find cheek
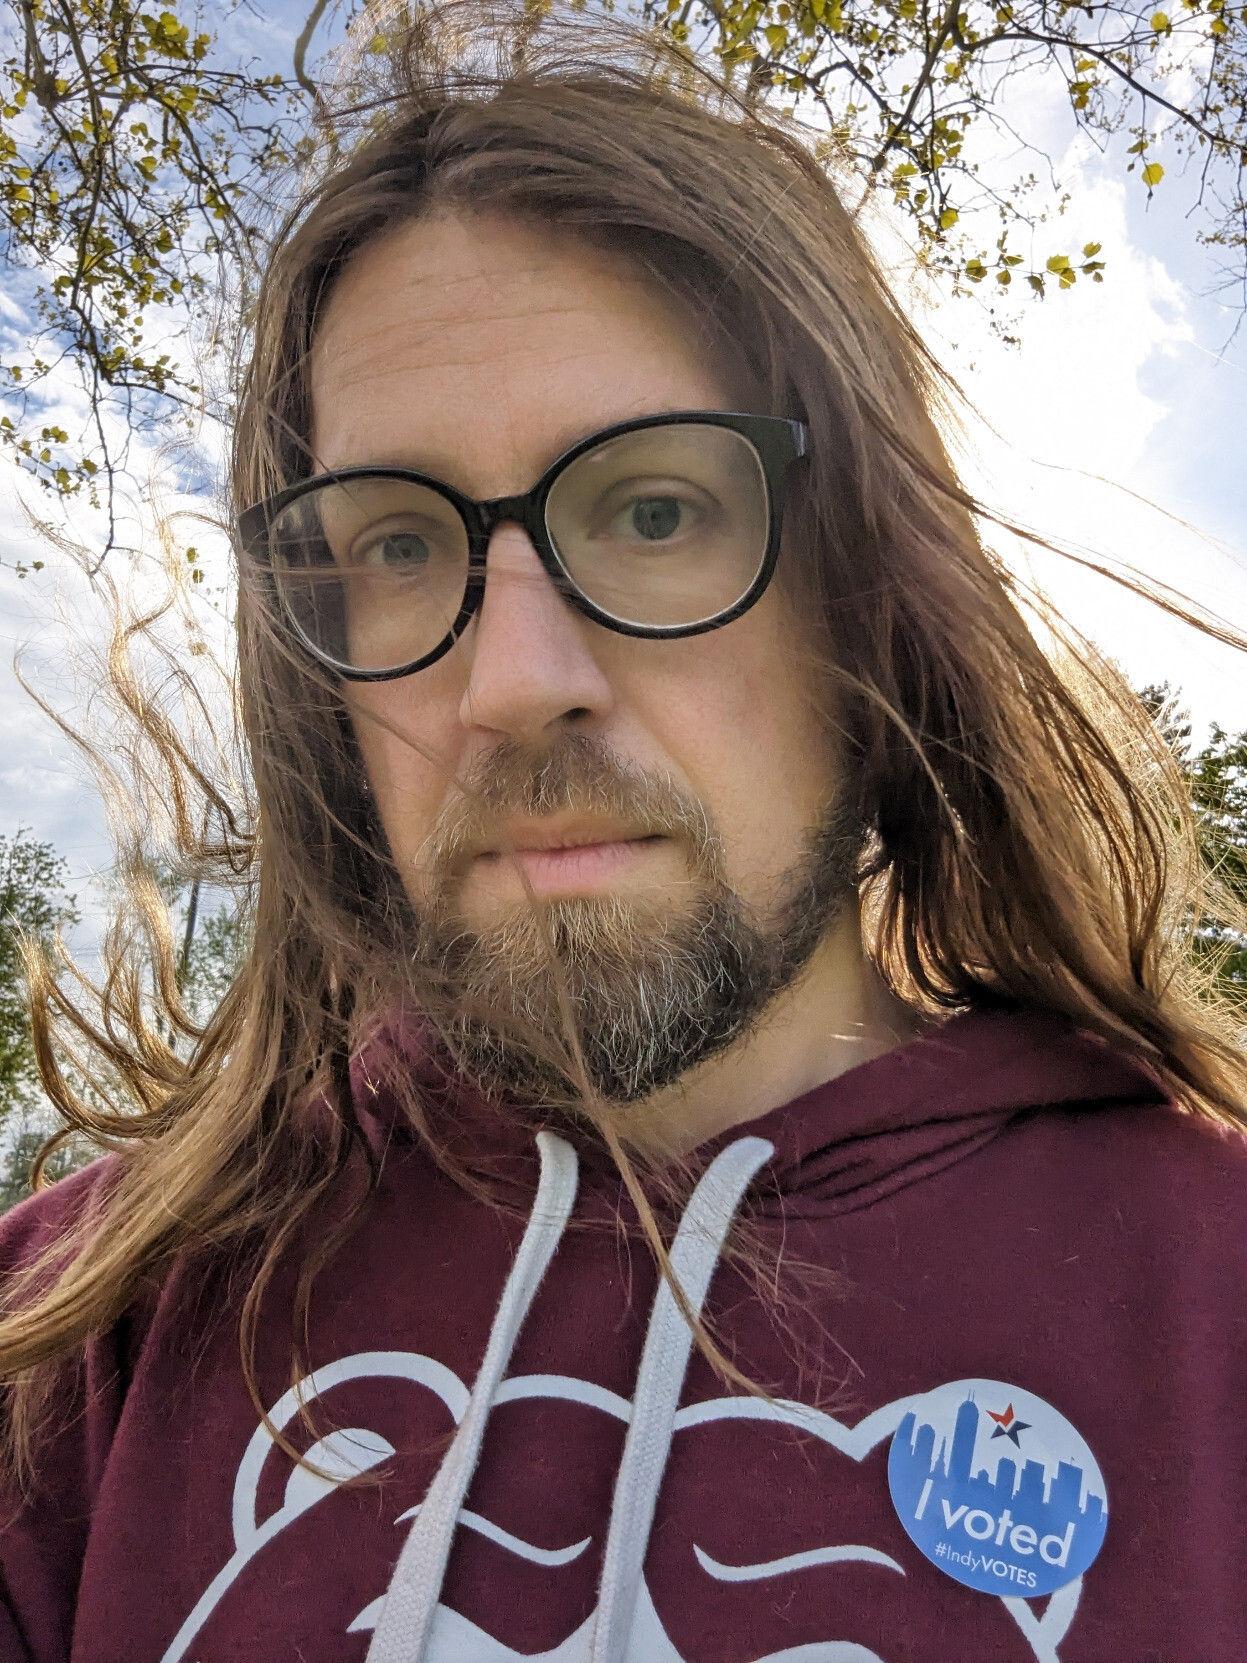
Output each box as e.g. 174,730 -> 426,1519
615,607 -> 836,862
344,675 -> 466,868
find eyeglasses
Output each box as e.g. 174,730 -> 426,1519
236,411 -> 808,682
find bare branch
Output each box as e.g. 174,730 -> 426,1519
293,0 -> 334,98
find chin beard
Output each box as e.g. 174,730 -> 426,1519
421,804 -> 862,1108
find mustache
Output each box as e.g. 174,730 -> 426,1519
416,735 -> 722,882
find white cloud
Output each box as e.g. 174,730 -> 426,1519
872,130 -> 1247,739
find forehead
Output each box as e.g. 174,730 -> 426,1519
308,211 -> 744,495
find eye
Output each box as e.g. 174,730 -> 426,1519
610,495 -> 693,542
632,496 -> 682,540
358,530 -> 432,571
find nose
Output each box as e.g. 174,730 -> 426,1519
458,524 -> 614,744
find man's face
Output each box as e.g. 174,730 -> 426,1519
311,212 -> 849,1101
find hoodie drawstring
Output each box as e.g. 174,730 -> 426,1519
590,1135 -> 774,1663
368,1130 -> 773,1663
366,1129 -> 579,1663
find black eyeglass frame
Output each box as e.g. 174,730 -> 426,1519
236,410 -> 809,683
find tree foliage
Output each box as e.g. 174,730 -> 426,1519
0,827 -> 83,1211
0,826 -> 76,1118
0,0 -> 306,566
1141,684 -> 1247,997
1188,722 -> 1247,989
653,0 -> 1247,313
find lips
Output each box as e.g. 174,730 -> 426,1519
471,814 -> 660,860
472,839 -> 663,900
460,816 -> 670,901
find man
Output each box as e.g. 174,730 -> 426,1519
0,10 -> 1244,1662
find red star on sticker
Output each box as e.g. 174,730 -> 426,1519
986,1403 -> 1031,1446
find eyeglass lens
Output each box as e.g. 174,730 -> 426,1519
267,422 -> 770,673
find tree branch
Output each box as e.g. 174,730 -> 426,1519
17,0 -> 62,111
293,0 -> 334,98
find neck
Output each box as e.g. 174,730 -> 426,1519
620,904 -> 925,1160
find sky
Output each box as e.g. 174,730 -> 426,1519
1,16 -> 1244,942
920,165 -> 1247,736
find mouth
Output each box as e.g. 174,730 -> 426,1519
464,815 -> 672,901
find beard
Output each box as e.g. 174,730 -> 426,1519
412,735 -> 862,1107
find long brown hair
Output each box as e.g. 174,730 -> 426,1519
4,0 -> 1244,1478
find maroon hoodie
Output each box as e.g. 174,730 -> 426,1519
0,1006 -> 1243,1663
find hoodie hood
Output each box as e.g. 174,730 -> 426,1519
351,1005 -> 1170,1220
724,1007 -> 1169,1216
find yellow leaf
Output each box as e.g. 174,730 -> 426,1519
1142,162 -> 1165,186
939,208 -> 959,229
765,23 -> 788,51
1045,254 -> 1071,273
1149,8 -> 1170,25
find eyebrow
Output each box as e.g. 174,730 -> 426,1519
310,406 -> 705,488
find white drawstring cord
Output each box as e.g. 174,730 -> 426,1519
366,1129 -> 579,1663
590,1136 -> 774,1663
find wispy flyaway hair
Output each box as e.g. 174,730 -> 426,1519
3,0 -> 1244,1480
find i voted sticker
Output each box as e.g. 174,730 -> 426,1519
888,1378 -> 1108,1598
